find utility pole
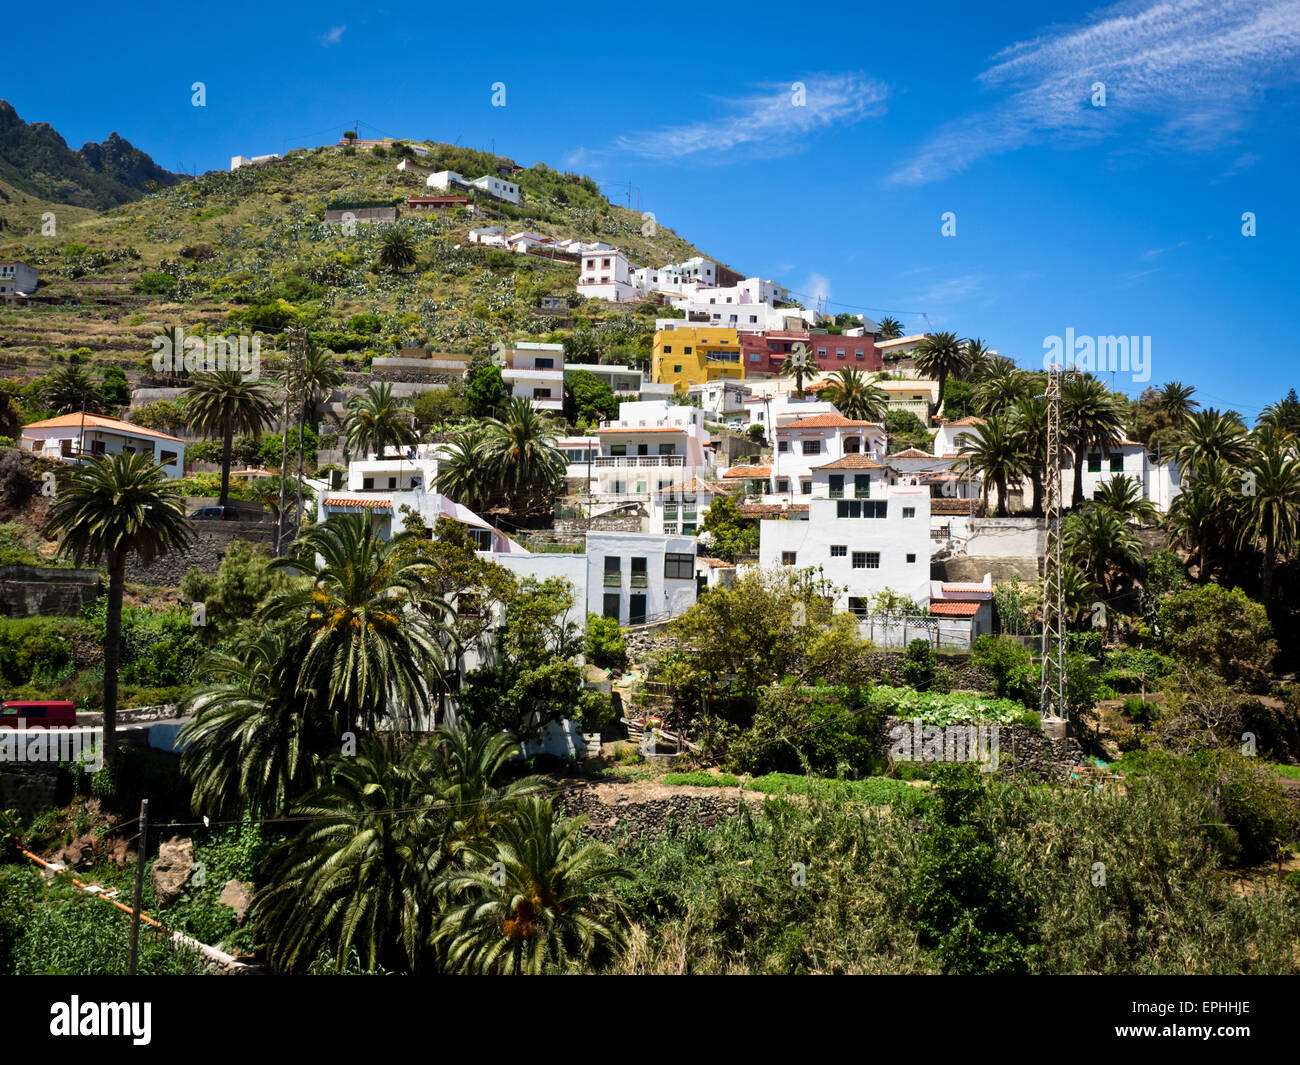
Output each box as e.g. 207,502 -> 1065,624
128,798 -> 149,975
1039,364 -> 1068,736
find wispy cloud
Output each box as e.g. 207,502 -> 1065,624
890,0 -> 1300,185
909,274 -> 987,305
614,73 -> 886,162
320,25 -> 346,47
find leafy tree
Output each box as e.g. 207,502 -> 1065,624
180,540 -> 290,645
563,369 -> 617,427
883,410 -> 931,453
1258,389 -> 1300,437
726,682 -> 878,777
1174,408 -> 1249,480
183,370 -> 276,506
44,453 -> 192,767
129,400 -> 188,435
901,638 -> 940,691
101,367 -> 131,408
970,635 -> 1036,707
465,364 -> 509,418
1239,450 -> 1300,604
1156,585 -> 1276,688
585,613 -> 628,671
412,386 -> 467,431
433,425 -> 491,511
697,492 -> 758,562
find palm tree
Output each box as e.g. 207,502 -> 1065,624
434,797 -> 630,974
433,425 -> 492,512
41,365 -> 107,415
1090,473 -> 1158,526
482,397 -> 568,521
1240,451 -> 1300,604
1064,506 -> 1144,597
821,369 -> 888,422
343,382 -> 417,460
1168,468 -> 1233,583
179,628 -> 336,818
298,344 -> 345,437
875,316 -> 904,340
266,513 -> 456,732
958,413 -> 1029,517
378,227 -> 418,273
184,369 -> 276,506
1155,382 -> 1198,423
1061,562 -> 1102,627
255,726 -> 548,973
962,337 -> 995,381
1010,395 -> 1048,516
44,454 -> 192,767
972,361 -> 1030,416
912,331 -> 968,413
778,343 -> 819,398
1062,375 -> 1125,507
1174,408 -> 1250,480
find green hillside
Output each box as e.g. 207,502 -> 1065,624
0,140 -> 729,377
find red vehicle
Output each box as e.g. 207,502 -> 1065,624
0,701 -> 77,728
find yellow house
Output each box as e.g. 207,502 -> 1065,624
652,326 -> 744,388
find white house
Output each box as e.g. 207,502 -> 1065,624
21,413 -> 185,478
469,175 -> 520,204
759,484 -> 932,613
467,226 -> 507,246
650,476 -> 730,536
427,170 -> 468,192
578,249 -> 637,303
932,416 -> 986,457
877,334 -> 930,359
1061,439 -> 1182,512
586,531 -> 698,626
230,154 -> 281,171
593,401 -> 714,501
500,342 -> 565,412
928,577 -> 995,640
319,489 -> 527,551
689,379 -> 751,421
0,260 -> 38,295
764,413 -> 888,499
565,363 -> 673,403
346,455 -> 438,493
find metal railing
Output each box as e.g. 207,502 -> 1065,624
603,572 -> 622,587
593,455 -> 685,468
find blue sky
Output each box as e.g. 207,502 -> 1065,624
11,0 -> 1300,416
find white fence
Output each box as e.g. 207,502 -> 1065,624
856,613 -> 974,650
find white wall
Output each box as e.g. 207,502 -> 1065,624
758,488 -> 932,608
585,531 -> 698,626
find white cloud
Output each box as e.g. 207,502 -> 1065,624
890,0 -> 1300,185
801,273 -> 832,309
320,25 -> 346,47
615,73 -> 886,162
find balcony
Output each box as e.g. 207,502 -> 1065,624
594,455 -> 685,468
603,572 -> 622,587
630,573 -> 649,588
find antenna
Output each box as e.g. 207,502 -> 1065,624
1039,364 -> 1068,733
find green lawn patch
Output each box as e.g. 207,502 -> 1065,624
748,772 -> 924,808
661,771 -> 741,788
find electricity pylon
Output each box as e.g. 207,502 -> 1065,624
1039,364 -> 1068,726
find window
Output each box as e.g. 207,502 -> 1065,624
658,443 -> 677,455
854,474 -> 871,498
844,437 -> 860,454
1087,453 -> 1102,473
665,552 -> 694,580
159,450 -> 178,465
855,350 -> 865,360
631,556 -> 648,587
817,348 -> 827,356
781,551 -> 798,566
602,258 -> 611,268
362,477 -> 375,490
800,479 -> 812,495
778,441 -> 789,453
829,474 -> 845,499
848,597 -> 868,617
902,506 -> 916,518
610,443 -> 627,456
603,556 -> 621,586
673,365 -> 682,374
535,358 -> 554,369
830,544 -> 847,557
852,551 -> 880,569
836,500 -> 888,518
802,440 -> 822,455
776,478 -> 789,492
1110,453 -> 1124,472
684,346 -> 693,355
906,553 -> 917,563
663,523 -> 679,534
663,345 -> 672,354
837,348 -> 846,357
387,477 -> 397,489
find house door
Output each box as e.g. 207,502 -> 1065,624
628,594 -> 647,625
696,575 -> 708,596
637,443 -> 649,456
602,593 -> 621,621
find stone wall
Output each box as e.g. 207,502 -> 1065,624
0,762 -> 60,819
934,555 -> 1041,582
125,525 -> 277,586
555,787 -> 752,843
874,715 -> 1084,781
0,565 -> 101,618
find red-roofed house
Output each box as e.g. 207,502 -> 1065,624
21,412 -> 186,478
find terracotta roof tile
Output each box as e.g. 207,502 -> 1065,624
21,412 -> 185,443
723,465 -> 771,479
929,601 -> 981,618
324,495 -> 393,509
814,454 -> 893,471
778,413 -> 884,430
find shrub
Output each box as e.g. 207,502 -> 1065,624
1156,585 -> 1276,688
970,634 -> 1036,707
662,772 -> 741,788
134,270 -> 176,295
585,613 -> 627,670
727,683 -> 880,778
901,639 -> 939,691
